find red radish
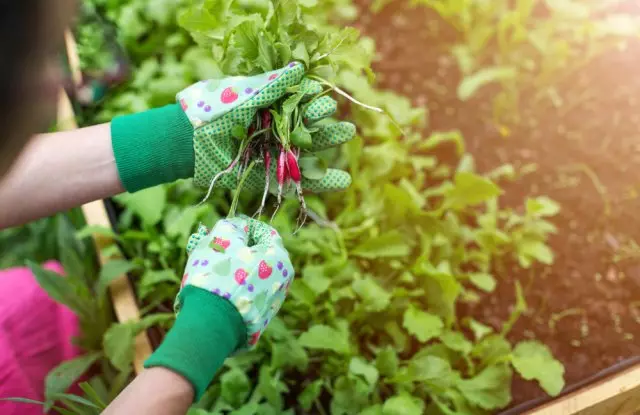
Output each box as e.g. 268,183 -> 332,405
238,146 -> 252,180
286,150 -> 301,183
261,110 -> 272,129
270,147 -> 289,222
286,149 -> 308,230
276,148 -> 288,205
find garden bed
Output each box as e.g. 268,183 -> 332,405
354,0 -> 640,410
66,0 -> 640,413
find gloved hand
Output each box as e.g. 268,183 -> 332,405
111,62 -> 355,194
144,216 -> 294,401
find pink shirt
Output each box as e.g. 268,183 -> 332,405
0,261 -> 79,415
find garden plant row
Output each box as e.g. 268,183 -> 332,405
7,0 -> 640,414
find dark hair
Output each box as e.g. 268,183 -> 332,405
0,1 -> 47,176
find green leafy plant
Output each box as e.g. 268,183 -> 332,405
0,212 -> 134,412
8,0 -> 581,413
373,0 -> 640,124
93,0 -> 567,407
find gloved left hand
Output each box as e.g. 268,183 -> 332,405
144,216 -> 294,401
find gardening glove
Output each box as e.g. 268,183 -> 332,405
111,61 -> 355,194
144,216 -> 294,401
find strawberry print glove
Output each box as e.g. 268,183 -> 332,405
111,62 -> 354,195
180,216 -> 294,351
177,62 -> 355,194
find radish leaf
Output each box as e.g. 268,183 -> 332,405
291,126 -> 313,149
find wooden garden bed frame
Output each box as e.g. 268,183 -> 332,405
59,30 -> 640,415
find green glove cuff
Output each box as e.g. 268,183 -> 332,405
144,285 -> 246,401
111,104 -> 195,193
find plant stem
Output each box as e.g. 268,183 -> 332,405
228,160 -> 256,218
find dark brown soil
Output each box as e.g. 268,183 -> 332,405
355,0 -> 640,408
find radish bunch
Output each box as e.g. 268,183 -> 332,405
203,75 -> 396,231
209,82 -> 320,229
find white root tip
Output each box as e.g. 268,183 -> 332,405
199,157 -> 241,205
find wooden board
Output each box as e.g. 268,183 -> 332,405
525,363 -> 640,414
57,82 -> 152,375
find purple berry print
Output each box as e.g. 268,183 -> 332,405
245,87 -> 254,94
201,260 -> 209,266
197,101 -> 205,108
288,62 -> 296,68
248,284 -> 254,293
283,269 -> 288,277
193,259 -> 200,266
204,105 -> 212,112
213,288 -> 221,295
224,293 -> 231,299
277,261 -> 283,270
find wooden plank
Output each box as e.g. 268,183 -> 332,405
64,29 -> 83,87
526,363 -> 640,415
57,84 -> 152,374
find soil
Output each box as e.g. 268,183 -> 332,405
354,0 -> 640,409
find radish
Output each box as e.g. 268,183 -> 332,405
238,146 -> 252,180
200,75 -> 391,228
261,110 -> 272,130
276,147 -> 288,205
286,149 -> 307,229
271,147 -> 289,221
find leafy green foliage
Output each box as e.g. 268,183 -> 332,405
44,352 -> 102,411
512,341 -> 565,396
374,0 -> 640,123
10,0 -> 577,413
178,0 -> 371,80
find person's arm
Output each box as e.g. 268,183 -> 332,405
102,367 -> 194,415
103,286 -> 245,415
102,217 -> 293,415
0,104 -> 194,229
0,124 -> 122,228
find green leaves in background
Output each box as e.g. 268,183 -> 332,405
457,66 -> 517,101
403,307 -> 444,343
44,352 -> 102,411
298,323 -> 350,354
512,341 -> 565,396
97,259 -> 140,296
115,186 -> 167,227
104,314 -> 175,372
17,0 -> 575,413
352,231 -> 412,259
456,364 -> 513,410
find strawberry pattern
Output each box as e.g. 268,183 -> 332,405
176,65 -> 298,129
177,216 -> 294,353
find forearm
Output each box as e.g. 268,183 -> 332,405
0,104 -> 195,229
103,367 -> 194,415
0,124 -> 123,228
